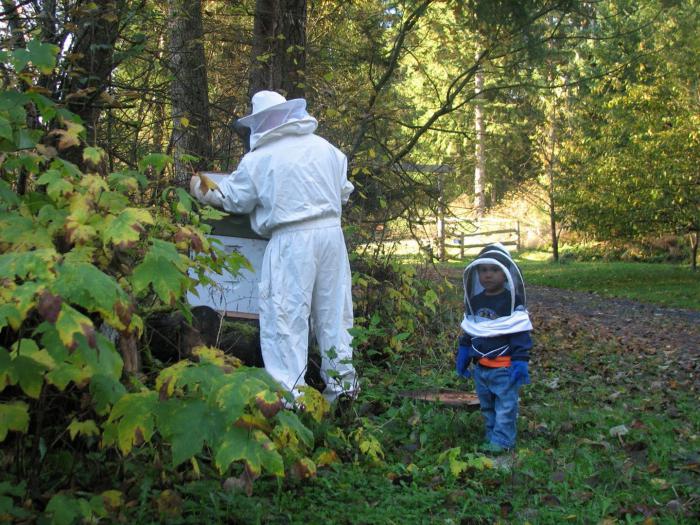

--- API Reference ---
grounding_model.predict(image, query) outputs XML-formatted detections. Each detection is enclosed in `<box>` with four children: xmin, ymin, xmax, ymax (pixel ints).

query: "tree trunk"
<box><xmin>62</xmin><ymin>2</ymin><xmax>124</xmax><ymax>144</ymax></box>
<box><xmin>549</xmin><ymin>191</ymin><xmax>559</xmax><ymax>262</ymax></box>
<box><xmin>547</xmin><ymin>112</ymin><xmax>559</xmax><ymax>262</ymax></box>
<box><xmin>250</xmin><ymin>0</ymin><xmax>307</xmax><ymax>99</ymax></box>
<box><xmin>119</xmin><ymin>332</ymin><xmax>141</xmax><ymax>374</ymax></box>
<box><xmin>437</xmin><ymin>173</ymin><xmax>446</xmax><ymax>261</ymax></box>
<box><xmin>473</xmin><ymin>49</ymin><xmax>486</xmax><ymax>217</ymax></box>
<box><xmin>690</xmin><ymin>230</ymin><xmax>698</xmax><ymax>271</ymax></box>
<box><xmin>152</xmin><ymin>34</ymin><xmax>168</xmax><ymax>155</ymax></box>
<box><xmin>169</xmin><ymin>0</ymin><xmax>213</xmax><ymax>186</ymax></box>
<box><xmin>1</xmin><ymin>0</ymin><xmax>26</xmax><ymax>51</ymax></box>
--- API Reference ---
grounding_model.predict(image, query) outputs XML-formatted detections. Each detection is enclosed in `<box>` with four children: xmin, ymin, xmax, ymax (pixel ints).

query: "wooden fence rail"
<box><xmin>437</xmin><ymin>221</ymin><xmax>520</xmax><ymax>260</ymax></box>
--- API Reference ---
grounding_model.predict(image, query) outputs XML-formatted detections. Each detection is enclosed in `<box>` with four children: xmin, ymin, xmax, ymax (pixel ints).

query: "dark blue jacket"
<box><xmin>460</xmin><ymin>290</ymin><xmax>532</xmax><ymax>362</ymax></box>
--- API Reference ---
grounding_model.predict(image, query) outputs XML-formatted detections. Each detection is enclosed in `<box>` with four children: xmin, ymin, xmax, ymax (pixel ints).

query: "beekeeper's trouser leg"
<box><xmin>258</xmin><ymin>219</ymin><xmax>356</xmax><ymax>402</ymax></box>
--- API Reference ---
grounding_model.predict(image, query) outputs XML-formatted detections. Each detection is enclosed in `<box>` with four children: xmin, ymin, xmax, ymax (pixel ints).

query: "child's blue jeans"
<box><xmin>473</xmin><ymin>365</ymin><xmax>520</xmax><ymax>449</ymax></box>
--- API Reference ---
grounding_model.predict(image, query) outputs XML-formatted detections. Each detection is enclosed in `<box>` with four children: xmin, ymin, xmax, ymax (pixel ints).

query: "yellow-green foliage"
<box><xmin>0</xmin><ymin>41</ymin><xmax>318</xmax><ymax>495</ymax></box>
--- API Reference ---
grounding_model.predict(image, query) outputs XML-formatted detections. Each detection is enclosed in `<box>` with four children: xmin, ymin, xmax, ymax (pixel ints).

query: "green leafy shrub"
<box><xmin>350</xmin><ymin>254</ymin><xmax>451</xmax><ymax>362</ymax></box>
<box><xmin>0</xmin><ymin>39</ymin><xmax>321</xmax><ymax>513</ymax></box>
<box><xmin>558</xmin><ymin>238</ymin><xmax>690</xmax><ymax>263</ymax></box>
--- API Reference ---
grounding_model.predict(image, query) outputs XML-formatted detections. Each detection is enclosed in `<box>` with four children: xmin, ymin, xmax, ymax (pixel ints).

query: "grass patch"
<box><xmin>445</xmin><ymin>253</ymin><xmax>700</xmax><ymax>310</ymax></box>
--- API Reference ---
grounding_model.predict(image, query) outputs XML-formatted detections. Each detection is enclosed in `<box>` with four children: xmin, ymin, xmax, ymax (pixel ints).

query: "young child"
<box><xmin>456</xmin><ymin>243</ymin><xmax>533</xmax><ymax>453</ymax></box>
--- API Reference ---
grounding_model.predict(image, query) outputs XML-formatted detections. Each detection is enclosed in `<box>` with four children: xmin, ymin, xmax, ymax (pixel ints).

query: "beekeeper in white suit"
<box><xmin>190</xmin><ymin>90</ymin><xmax>357</xmax><ymax>404</ymax></box>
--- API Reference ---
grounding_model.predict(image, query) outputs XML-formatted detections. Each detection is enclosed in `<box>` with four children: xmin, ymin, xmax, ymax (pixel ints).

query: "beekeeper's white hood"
<box><xmin>460</xmin><ymin>243</ymin><xmax>533</xmax><ymax>337</ymax></box>
<box><xmin>238</xmin><ymin>90</ymin><xmax>318</xmax><ymax>151</ymax></box>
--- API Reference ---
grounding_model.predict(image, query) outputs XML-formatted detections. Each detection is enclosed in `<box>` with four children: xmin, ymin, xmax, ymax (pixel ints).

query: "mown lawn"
<box><xmin>447</xmin><ymin>253</ymin><xmax>700</xmax><ymax>311</ymax></box>
<box><xmin>520</xmin><ymin>256</ymin><xmax>700</xmax><ymax>310</ymax></box>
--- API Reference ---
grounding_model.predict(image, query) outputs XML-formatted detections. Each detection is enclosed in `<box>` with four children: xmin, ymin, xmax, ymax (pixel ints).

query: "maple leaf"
<box><xmin>89</xmin><ymin>373</ymin><xmax>126</xmax><ymax>415</ymax></box>
<box><xmin>67</xmin><ymin>418</ymin><xmax>100</xmax><ymax>440</ymax></box>
<box><xmin>235</xmin><ymin>414</ymin><xmax>272</xmax><ymax>433</ymax></box>
<box><xmin>2</xmin><ymin>340</ymin><xmax>54</xmax><ymax>399</ymax></box>
<box><xmin>197</xmin><ymin>172</ymin><xmax>220</xmax><ymax>196</ymax></box>
<box><xmin>37</xmin><ymin>291</ymin><xmax>62</xmax><ymax>323</ymax></box>
<box><xmin>82</xmin><ymin>146</ymin><xmax>105</xmax><ymax>166</ymax></box>
<box><xmin>214</xmin><ymin>427</ymin><xmax>284</xmax><ymax>477</ymax></box>
<box><xmin>274</xmin><ymin>411</ymin><xmax>314</xmax><ymax>449</ymax></box>
<box><xmin>77</xmin><ymin>174</ymin><xmax>109</xmax><ymax>196</ymax></box>
<box><xmin>313</xmin><ymin>448</ymin><xmax>340</xmax><ymax>467</ymax></box>
<box><xmin>0</xmin><ymin>303</ymin><xmax>22</xmax><ymax>332</ymax></box>
<box><xmin>191</xmin><ymin>346</ymin><xmax>240</xmax><ymax>370</ymax></box>
<box><xmin>214</xmin><ymin>372</ymin><xmax>271</xmax><ymax>424</ymax></box>
<box><xmin>0</xmin><ymin>115</ymin><xmax>11</xmax><ymax>140</ymax></box>
<box><xmin>0</xmin><ymin>348</ymin><xmax>18</xmax><ymax>390</ymax></box>
<box><xmin>103</xmin><ymin>391</ymin><xmax>158</xmax><ymax>454</ymax></box>
<box><xmin>25</xmin><ymin>39</ymin><xmax>59</xmax><ymax>74</ymax></box>
<box><xmin>155</xmin><ymin>361</ymin><xmax>190</xmax><ymax>398</ymax></box>
<box><xmin>173</xmin><ymin>225</ymin><xmax>208</xmax><ymax>252</ymax></box>
<box><xmin>64</xmin><ymin>200</ymin><xmax>98</xmax><ymax>245</ymax></box>
<box><xmin>0</xmin><ymin>215</ymin><xmax>54</xmax><ymax>251</ymax></box>
<box><xmin>255</xmin><ymin>390</ymin><xmax>283</xmax><ymax>419</ymax></box>
<box><xmin>0</xmin><ymin>248</ymin><xmax>58</xmax><ymax>281</ymax></box>
<box><xmin>156</xmin><ymin>360</ymin><xmax>224</xmax><ymax>399</ymax></box>
<box><xmin>102</xmin><ymin>208</ymin><xmax>153</xmax><ymax>248</ymax></box>
<box><xmin>53</xmin><ymin>261</ymin><xmax>127</xmax><ymax>327</ymax></box>
<box><xmin>48</xmin><ymin>120</ymin><xmax>83</xmax><ymax>150</ymax></box>
<box><xmin>108</xmin><ymin>171</ymin><xmax>145</xmax><ymax>193</ymax></box>
<box><xmin>7</xmin><ymin>282</ymin><xmax>43</xmax><ymax>330</ymax></box>
<box><xmin>12</xmin><ymin>355</ymin><xmax>48</xmax><ymax>398</ymax></box>
<box><xmin>54</xmin><ymin>303</ymin><xmax>96</xmax><ymax>349</ymax></box>
<box><xmin>11</xmin><ymin>338</ymin><xmax>54</xmax><ymax>369</ymax></box>
<box><xmin>37</xmin><ymin>206</ymin><xmax>69</xmax><ymax>241</ymax></box>
<box><xmin>77</xmin><ymin>332</ymin><xmax>123</xmax><ymax>381</ymax></box>
<box><xmin>44</xmin><ymin>494</ymin><xmax>83</xmax><ymax>525</ymax></box>
<box><xmin>130</xmin><ymin>240</ymin><xmax>190</xmax><ymax>303</ymax></box>
<box><xmin>296</xmin><ymin>386</ymin><xmax>330</xmax><ymax>422</ymax></box>
<box><xmin>137</xmin><ymin>153</ymin><xmax>172</xmax><ymax>175</ymax></box>
<box><xmin>289</xmin><ymin>457</ymin><xmax>317</xmax><ymax>481</ymax></box>
<box><xmin>0</xmin><ymin>401</ymin><xmax>30</xmax><ymax>442</ymax></box>
<box><xmin>45</xmin><ymin>364</ymin><xmax>88</xmax><ymax>391</ymax></box>
<box><xmin>40</xmin><ymin>331</ymin><xmax>120</xmax><ymax>393</ymax></box>
<box><xmin>155</xmin><ymin>398</ymin><xmax>226</xmax><ymax>467</ymax></box>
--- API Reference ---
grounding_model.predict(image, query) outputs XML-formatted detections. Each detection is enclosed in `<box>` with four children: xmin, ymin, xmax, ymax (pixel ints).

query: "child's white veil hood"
<box><xmin>460</xmin><ymin>243</ymin><xmax>533</xmax><ymax>337</ymax></box>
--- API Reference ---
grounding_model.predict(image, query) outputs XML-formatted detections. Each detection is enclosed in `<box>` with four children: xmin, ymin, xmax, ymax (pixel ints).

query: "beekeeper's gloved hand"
<box><xmin>509</xmin><ymin>361</ymin><xmax>530</xmax><ymax>388</ymax></box>
<box><xmin>456</xmin><ymin>334</ymin><xmax>471</xmax><ymax>379</ymax></box>
<box><xmin>190</xmin><ymin>175</ymin><xmax>224</xmax><ymax>208</ymax></box>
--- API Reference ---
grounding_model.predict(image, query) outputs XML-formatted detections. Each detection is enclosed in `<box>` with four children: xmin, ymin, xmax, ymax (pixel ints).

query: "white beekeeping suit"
<box><xmin>190</xmin><ymin>90</ymin><xmax>357</xmax><ymax>403</ymax></box>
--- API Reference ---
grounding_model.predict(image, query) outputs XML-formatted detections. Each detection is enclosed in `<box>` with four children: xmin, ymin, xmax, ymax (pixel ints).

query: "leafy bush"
<box><xmin>350</xmin><ymin>253</ymin><xmax>451</xmax><ymax>362</ymax></box>
<box><xmin>558</xmin><ymin>238</ymin><xmax>690</xmax><ymax>264</ymax></box>
<box><xmin>0</xmin><ymin>39</ymin><xmax>322</xmax><ymax>515</ymax></box>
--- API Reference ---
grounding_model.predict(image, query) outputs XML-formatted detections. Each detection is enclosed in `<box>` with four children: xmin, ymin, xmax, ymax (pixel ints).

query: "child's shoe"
<box><xmin>479</xmin><ymin>442</ymin><xmax>509</xmax><ymax>455</ymax></box>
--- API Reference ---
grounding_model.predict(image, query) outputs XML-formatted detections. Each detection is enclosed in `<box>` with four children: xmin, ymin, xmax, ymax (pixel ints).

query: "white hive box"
<box><xmin>187</xmin><ymin>172</ymin><xmax>268</xmax><ymax>319</ymax></box>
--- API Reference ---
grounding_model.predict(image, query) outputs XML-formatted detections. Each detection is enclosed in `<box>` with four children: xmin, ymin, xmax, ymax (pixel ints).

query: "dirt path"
<box><xmin>527</xmin><ymin>285</ymin><xmax>700</xmax><ymax>357</ymax></box>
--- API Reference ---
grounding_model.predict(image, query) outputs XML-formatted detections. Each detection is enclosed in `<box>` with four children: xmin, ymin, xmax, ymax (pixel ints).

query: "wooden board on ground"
<box><xmin>399</xmin><ymin>389</ymin><xmax>480</xmax><ymax>408</ymax></box>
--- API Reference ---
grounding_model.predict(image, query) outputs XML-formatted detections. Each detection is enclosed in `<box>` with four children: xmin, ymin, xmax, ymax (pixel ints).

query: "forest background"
<box><xmin>0</xmin><ymin>0</ymin><xmax>699</xmax><ymax>523</ymax></box>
